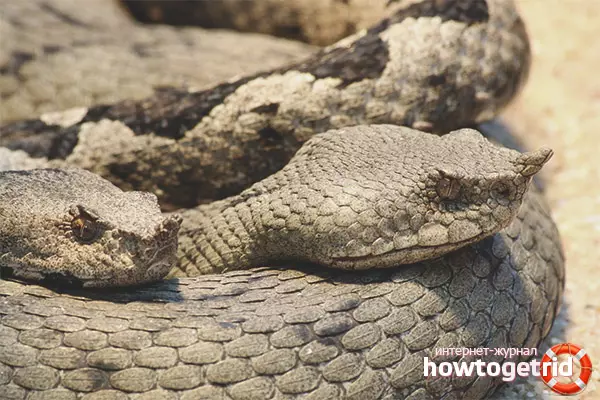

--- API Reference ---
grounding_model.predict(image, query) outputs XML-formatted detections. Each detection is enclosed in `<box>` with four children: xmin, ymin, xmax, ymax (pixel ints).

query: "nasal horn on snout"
<box><xmin>517</xmin><ymin>146</ymin><xmax>554</xmax><ymax>177</ymax></box>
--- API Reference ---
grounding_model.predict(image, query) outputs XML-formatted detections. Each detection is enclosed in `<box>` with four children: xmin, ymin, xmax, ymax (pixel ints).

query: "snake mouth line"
<box><xmin>0</xmin><ymin>266</ymin><xmax>85</xmax><ymax>288</ymax></box>
<box><xmin>330</xmin><ymin>231</ymin><xmax>493</xmax><ymax>269</ymax></box>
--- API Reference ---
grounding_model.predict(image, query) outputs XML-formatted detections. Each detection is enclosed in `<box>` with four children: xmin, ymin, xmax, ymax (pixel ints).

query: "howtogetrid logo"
<box><xmin>424</xmin><ymin>342</ymin><xmax>594</xmax><ymax>396</ymax></box>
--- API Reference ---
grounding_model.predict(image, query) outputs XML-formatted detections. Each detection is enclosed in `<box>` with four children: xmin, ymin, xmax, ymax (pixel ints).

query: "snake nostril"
<box><xmin>490</xmin><ymin>181</ymin><xmax>514</xmax><ymax>205</ymax></box>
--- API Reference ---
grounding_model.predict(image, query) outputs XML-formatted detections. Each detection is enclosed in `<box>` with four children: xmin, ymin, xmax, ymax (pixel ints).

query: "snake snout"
<box><xmin>517</xmin><ymin>146</ymin><xmax>554</xmax><ymax>176</ymax></box>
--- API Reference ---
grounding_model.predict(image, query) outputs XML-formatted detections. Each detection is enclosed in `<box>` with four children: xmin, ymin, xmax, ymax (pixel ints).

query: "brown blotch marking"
<box><xmin>0</xmin><ymin>51</ymin><xmax>34</xmax><ymax>75</ymax></box>
<box><xmin>250</xmin><ymin>103</ymin><xmax>280</xmax><ymax>115</ymax></box>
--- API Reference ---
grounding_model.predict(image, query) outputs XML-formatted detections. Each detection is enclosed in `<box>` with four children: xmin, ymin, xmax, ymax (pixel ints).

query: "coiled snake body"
<box><xmin>0</xmin><ymin>1</ymin><xmax>564</xmax><ymax>399</ymax></box>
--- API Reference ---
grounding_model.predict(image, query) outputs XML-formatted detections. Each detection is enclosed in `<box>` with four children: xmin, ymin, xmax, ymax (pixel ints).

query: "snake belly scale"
<box><xmin>0</xmin><ymin>1</ymin><xmax>564</xmax><ymax>399</ymax></box>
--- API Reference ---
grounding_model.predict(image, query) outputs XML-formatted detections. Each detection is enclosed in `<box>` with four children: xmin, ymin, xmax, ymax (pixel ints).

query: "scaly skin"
<box><xmin>0</xmin><ymin>0</ymin><xmax>315</xmax><ymax>124</ymax></box>
<box><xmin>121</xmin><ymin>0</ymin><xmax>397</xmax><ymax>46</ymax></box>
<box><xmin>174</xmin><ymin>126</ymin><xmax>552</xmax><ymax>276</ymax></box>
<box><xmin>0</xmin><ymin>126</ymin><xmax>563</xmax><ymax>398</ymax></box>
<box><xmin>0</xmin><ymin>0</ymin><xmax>565</xmax><ymax>398</ymax></box>
<box><xmin>1</xmin><ymin>0</ymin><xmax>529</xmax><ymax>209</ymax></box>
<box><xmin>0</xmin><ymin>192</ymin><xmax>564</xmax><ymax>399</ymax></box>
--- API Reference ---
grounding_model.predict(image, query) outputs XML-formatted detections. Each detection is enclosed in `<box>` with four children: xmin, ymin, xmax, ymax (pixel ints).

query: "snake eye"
<box><xmin>436</xmin><ymin>177</ymin><xmax>461</xmax><ymax>200</ymax></box>
<box><xmin>71</xmin><ymin>212</ymin><xmax>102</xmax><ymax>243</ymax></box>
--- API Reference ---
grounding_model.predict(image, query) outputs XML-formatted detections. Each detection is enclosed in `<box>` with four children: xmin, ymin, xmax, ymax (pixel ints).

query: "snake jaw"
<box><xmin>328</xmin><ymin>228</ymin><xmax>494</xmax><ymax>270</ymax></box>
<box><xmin>1</xmin><ymin>265</ymin><xmax>87</xmax><ymax>289</ymax></box>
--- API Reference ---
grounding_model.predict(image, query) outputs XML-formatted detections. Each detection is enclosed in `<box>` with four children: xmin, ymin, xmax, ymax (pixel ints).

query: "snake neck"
<box><xmin>174</xmin><ymin>196</ymin><xmax>264</xmax><ymax>275</ymax></box>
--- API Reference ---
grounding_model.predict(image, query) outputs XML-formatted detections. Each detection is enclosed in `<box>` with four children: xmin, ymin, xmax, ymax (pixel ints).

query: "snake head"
<box><xmin>0</xmin><ymin>169</ymin><xmax>181</xmax><ymax>288</ymax></box>
<box><xmin>260</xmin><ymin>125</ymin><xmax>552</xmax><ymax>270</ymax></box>
<box><xmin>342</xmin><ymin>127</ymin><xmax>552</xmax><ymax>268</ymax></box>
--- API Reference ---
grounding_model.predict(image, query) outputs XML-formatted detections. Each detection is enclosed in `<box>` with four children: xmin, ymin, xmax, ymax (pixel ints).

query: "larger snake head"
<box><xmin>254</xmin><ymin>125</ymin><xmax>552</xmax><ymax>270</ymax></box>
<box><xmin>0</xmin><ymin>169</ymin><xmax>181</xmax><ymax>287</ymax></box>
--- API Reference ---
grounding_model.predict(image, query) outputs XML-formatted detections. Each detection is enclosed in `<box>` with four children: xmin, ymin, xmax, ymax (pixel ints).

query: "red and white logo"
<box><xmin>540</xmin><ymin>343</ymin><xmax>593</xmax><ymax>395</ymax></box>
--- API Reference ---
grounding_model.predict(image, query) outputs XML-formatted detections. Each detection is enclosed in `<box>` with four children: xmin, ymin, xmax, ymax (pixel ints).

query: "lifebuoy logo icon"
<box><xmin>540</xmin><ymin>342</ymin><xmax>593</xmax><ymax>396</ymax></box>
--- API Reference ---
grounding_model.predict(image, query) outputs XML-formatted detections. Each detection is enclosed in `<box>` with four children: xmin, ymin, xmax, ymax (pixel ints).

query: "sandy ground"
<box><xmin>493</xmin><ymin>0</ymin><xmax>599</xmax><ymax>398</ymax></box>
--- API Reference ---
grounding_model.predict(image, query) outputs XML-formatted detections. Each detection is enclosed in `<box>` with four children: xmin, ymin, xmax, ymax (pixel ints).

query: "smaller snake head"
<box><xmin>0</xmin><ymin>169</ymin><xmax>181</xmax><ymax>288</ymax></box>
<box><xmin>263</xmin><ymin>125</ymin><xmax>552</xmax><ymax>270</ymax></box>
